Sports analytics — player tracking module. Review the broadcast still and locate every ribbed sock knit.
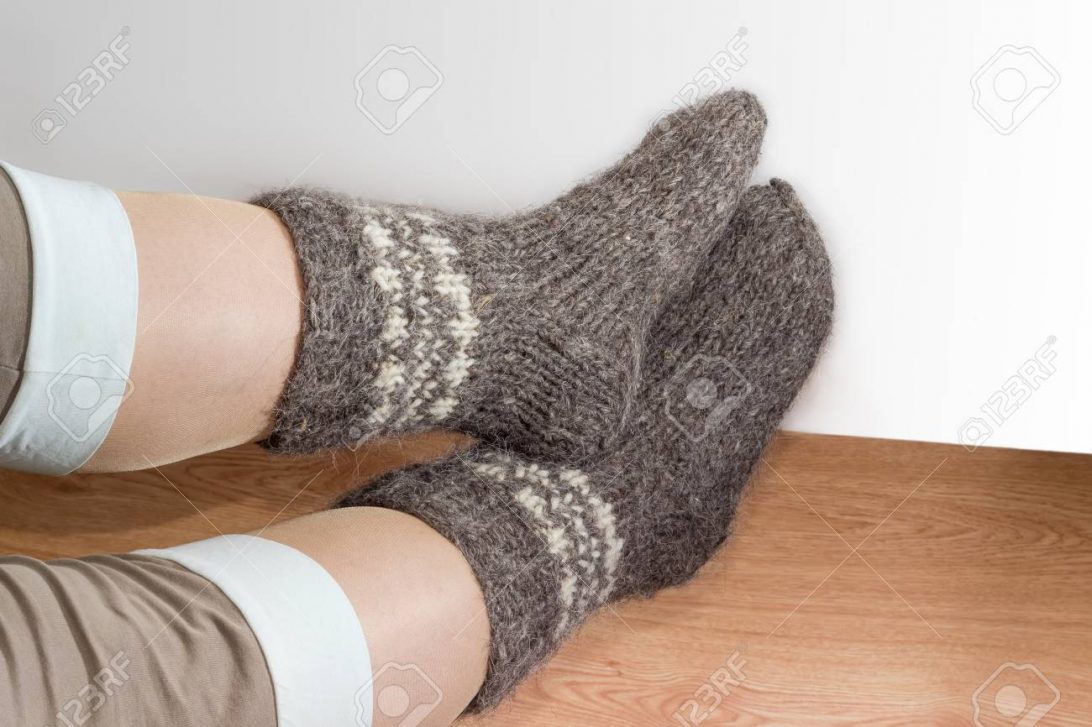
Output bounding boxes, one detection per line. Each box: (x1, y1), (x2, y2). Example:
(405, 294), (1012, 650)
(335, 181), (835, 710)
(253, 90), (766, 461)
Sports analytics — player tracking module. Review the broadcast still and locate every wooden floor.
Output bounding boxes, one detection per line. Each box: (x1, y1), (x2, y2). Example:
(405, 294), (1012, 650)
(1, 432), (1090, 726)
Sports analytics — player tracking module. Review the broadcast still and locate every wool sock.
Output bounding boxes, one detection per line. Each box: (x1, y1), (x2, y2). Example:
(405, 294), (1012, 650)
(253, 90), (766, 461)
(335, 180), (835, 710)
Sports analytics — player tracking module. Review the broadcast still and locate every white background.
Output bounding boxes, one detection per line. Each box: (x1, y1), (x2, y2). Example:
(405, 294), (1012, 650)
(1, 1), (1088, 454)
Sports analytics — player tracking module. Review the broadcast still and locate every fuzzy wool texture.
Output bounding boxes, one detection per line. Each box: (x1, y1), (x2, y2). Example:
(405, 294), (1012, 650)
(252, 90), (766, 462)
(335, 181), (835, 711)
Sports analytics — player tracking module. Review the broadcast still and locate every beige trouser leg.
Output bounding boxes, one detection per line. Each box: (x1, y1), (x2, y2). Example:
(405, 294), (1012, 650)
(0, 165), (30, 423)
(0, 553), (275, 727)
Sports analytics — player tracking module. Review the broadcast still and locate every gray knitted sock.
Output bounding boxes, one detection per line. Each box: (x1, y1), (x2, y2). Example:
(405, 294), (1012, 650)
(335, 180), (834, 710)
(253, 90), (766, 460)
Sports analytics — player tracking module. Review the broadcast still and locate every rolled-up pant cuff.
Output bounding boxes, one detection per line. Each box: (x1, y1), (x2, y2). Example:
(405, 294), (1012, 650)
(0, 161), (139, 474)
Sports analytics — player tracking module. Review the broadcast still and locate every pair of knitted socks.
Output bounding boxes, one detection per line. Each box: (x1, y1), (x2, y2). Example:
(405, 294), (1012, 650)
(253, 90), (834, 710)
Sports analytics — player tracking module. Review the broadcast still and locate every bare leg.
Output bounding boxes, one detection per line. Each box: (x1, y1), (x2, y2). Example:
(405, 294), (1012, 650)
(84, 192), (304, 471)
(260, 507), (490, 724)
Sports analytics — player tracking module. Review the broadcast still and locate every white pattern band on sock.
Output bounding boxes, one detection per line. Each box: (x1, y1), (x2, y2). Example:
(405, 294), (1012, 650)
(471, 453), (622, 638)
(136, 534), (375, 727)
(361, 209), (479, 432)
(0, 161), (138, 474)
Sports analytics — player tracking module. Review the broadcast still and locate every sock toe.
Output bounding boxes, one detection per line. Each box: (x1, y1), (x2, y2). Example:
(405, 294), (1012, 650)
(540, 89), (767, 248)
(730, 180), (834, 330)
(654, 88), (767, 138)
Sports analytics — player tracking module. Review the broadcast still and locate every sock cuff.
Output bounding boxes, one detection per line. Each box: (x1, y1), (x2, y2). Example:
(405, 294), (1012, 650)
(335, 449), (625, 711)
(252, 188), (481, 453)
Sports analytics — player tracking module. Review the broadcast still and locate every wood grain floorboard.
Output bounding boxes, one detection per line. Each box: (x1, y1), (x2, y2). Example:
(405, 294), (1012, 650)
(1, 432), (1089, 725)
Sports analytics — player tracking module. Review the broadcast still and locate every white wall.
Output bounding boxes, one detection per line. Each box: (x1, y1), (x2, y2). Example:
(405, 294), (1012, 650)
(1, 1), (1088, 453)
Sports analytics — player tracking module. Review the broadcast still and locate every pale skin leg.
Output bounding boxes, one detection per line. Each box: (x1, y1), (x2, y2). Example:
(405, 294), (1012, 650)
(260, 507), (491, 725)
(84, 191), (304, 472)
(81, 192), (491, 722)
